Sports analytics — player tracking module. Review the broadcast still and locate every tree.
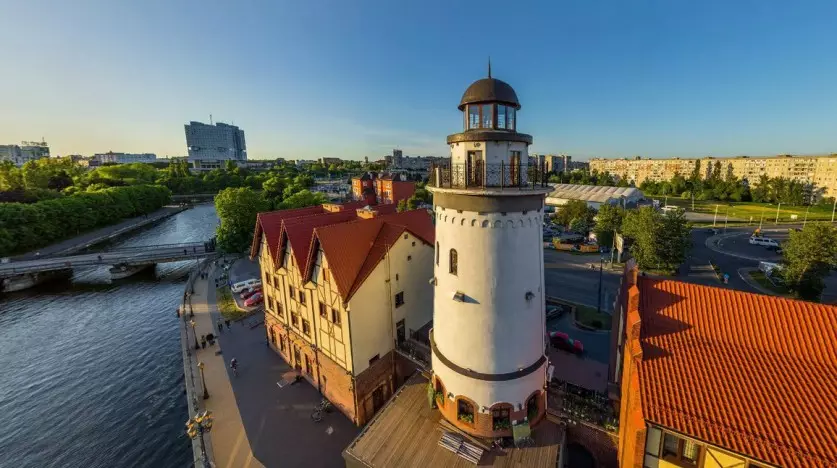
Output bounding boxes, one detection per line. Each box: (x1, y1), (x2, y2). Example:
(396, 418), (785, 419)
(214, 187), (271, 253)
(555, 200), (594, 228)
(689, 159), (702, 190)
(47, 170), (74, 191)
(751, 175), (771, 203)
(622, 206), (690, 272)
(0, 161), (24, 191)
(397, 199), (408, 212)
(782, 224), (837, 300)
(569, 217), (590, 235)
(262, 176), (287, 199)
(593, 204), (625, 249)
(277, 189), (327, 210)
(406, 195), (421, 210)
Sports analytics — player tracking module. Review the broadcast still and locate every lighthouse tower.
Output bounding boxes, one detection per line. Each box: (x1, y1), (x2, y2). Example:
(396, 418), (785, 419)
(428, 68), (550, 438)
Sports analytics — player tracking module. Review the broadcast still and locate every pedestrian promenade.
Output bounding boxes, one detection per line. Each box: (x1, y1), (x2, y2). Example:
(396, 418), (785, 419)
(189, 265), (264, 468)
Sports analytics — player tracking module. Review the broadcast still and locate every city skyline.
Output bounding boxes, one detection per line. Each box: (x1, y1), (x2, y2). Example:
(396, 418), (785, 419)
(2, 1), (836, 160)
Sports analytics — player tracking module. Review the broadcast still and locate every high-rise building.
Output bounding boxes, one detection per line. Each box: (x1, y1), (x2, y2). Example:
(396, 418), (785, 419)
(184, 121), (247, 162)
(392, 149), (403, 168)
(0, 141), (50, 166)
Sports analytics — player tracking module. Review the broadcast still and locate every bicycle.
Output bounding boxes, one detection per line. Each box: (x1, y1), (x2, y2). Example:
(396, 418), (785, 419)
(311, 398), (332, 422)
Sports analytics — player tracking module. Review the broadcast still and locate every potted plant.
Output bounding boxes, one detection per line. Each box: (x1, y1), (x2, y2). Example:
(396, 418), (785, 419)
(493, 419), (511, 431)
(458, 413), (474, 424)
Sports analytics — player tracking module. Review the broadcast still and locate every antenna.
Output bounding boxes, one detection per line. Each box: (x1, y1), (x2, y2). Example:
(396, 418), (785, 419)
(488, 57), (492, 78)
(210, 114), (213, 125)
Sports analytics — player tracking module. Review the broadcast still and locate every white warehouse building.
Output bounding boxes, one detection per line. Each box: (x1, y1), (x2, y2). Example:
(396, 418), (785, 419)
(545, 184), (643, 209)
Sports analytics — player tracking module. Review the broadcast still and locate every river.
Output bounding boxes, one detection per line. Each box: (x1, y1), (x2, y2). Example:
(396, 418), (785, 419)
(0, 204), (218, 468)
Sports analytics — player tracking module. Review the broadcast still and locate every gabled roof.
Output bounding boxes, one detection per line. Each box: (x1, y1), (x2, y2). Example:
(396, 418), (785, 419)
(313, 209), (434, 302)
(636, 278), (837, 468)
(249, 205), (325, 260)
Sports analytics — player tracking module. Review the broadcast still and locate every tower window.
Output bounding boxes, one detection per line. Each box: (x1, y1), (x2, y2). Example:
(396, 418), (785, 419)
(481, 104), (493, 128)
(457, 400), (474, 424)
(449, 249), (458, 275)
(497, 105), (507, 129)
(507, 107), (516, 130)
(468, 105), (480, 129)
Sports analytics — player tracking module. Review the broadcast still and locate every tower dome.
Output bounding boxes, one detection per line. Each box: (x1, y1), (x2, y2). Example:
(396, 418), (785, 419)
(458, 77), (520, 111)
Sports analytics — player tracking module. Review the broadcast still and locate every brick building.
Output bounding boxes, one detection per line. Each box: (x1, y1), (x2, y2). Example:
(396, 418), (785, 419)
(610, 262), (837, 468)
(250, 202), (434, 426)
(350, 172), (416, 205)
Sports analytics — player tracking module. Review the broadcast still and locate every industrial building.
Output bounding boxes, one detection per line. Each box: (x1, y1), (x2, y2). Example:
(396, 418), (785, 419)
(545, 184), (643, 209)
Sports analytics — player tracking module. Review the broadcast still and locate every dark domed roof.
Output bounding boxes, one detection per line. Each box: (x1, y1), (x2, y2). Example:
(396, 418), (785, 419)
(458, 77), (520, 110)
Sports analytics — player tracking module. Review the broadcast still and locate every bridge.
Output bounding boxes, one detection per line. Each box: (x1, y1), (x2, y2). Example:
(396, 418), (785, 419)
(0, 240), (217, 293)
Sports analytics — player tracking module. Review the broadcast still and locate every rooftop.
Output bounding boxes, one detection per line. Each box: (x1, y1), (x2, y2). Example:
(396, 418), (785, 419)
(635, 277), (837, 468)
(344, 373), (564, 468)
(546, 184), (643, 204)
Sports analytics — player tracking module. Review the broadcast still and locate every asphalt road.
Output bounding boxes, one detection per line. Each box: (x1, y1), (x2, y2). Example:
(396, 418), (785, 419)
(543, 249), (621, 309)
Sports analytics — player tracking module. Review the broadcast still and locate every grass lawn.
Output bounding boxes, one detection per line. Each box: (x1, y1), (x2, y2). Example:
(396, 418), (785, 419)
(748, 270), (791, 295)
(660, 198), (834, 224)
(216, 287), (248, 321)
(573, 303), (612, 330)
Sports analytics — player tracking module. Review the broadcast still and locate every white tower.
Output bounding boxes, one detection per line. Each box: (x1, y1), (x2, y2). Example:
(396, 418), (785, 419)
(428, 68), (550, 438)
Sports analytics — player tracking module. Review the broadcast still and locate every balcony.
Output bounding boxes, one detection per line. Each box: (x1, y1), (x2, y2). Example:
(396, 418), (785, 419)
(429, 162), (549, 190)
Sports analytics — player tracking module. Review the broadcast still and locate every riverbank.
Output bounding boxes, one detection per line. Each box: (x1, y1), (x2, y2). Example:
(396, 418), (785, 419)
(13, 205), (189, 261)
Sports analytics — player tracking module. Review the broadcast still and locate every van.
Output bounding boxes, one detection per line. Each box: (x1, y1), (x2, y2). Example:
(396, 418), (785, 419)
(749, 236), (780, 248)
(231, 278), (261, 293)
(661, 205), (679, 214)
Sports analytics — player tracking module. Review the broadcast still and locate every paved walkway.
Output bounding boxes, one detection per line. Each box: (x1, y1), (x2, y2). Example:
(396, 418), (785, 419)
(14, 205), (186, 260)
(190, 265), (264, 468)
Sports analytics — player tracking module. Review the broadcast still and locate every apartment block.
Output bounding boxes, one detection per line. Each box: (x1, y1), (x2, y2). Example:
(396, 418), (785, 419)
(351, 172), (415, 205)
(590, 154), (837, 196)
(610, 262), (837, 468)
(250, 202), (434, 426)
(1, 141), (50, 166)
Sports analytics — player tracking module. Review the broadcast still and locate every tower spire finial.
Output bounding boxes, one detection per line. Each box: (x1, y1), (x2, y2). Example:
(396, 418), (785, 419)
(488, 57), (492, 78)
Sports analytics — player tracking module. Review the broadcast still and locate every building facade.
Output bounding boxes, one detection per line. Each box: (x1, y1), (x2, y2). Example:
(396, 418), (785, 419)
(1, 141), (50, 166)
(351, 172), (415, 205)
(251, 203), (434, 426)
(611, 262), (837, 468)
(92, 152), (157, 164)
(184, 121), (247, 162)
(590, 154), (837, 196)
(427, 72), (550, 439)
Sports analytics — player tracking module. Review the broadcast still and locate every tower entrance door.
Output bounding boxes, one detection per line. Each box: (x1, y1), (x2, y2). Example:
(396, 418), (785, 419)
(466, 151), (483, 187)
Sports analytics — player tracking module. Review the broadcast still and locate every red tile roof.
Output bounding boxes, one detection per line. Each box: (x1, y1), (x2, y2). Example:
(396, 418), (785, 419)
(250, 205), (325, 260)
(636, 278), (837, 468)
(313, 209), (434, 302)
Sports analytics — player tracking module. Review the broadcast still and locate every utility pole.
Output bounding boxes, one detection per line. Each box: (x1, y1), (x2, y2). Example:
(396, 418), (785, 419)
(691, 192), (695, 211)
(832, 197), (836, 223)
(803, 205), (810, 227)
(713, 205), (719, 227)
(724, 207), (730, 233)
(597, 256), (604, 314)
(775, 202), (781, 224)
(759, 208), (765, 230)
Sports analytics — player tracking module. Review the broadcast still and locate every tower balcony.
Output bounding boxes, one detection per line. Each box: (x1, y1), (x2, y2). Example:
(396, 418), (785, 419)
(429, 161), (550, 191)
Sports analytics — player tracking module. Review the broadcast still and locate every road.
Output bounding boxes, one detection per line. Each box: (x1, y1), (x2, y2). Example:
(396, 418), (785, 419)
(543, 249), (621, 309)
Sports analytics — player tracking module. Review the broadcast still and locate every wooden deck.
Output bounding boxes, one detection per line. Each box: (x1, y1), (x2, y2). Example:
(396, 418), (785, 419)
(343, 373), (564, 468)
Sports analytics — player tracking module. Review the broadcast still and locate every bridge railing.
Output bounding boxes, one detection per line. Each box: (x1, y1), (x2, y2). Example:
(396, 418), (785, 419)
(0, 250), (216, 276)
(103, 241), (211, 254)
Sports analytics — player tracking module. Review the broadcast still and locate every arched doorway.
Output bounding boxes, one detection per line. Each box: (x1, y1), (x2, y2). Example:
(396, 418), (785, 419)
(565, 442), (595, 468)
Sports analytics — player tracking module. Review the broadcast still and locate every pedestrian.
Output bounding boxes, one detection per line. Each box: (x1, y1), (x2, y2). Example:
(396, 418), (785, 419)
(184, 249), (188, 255)
(200, 335), (207, 349)
(193, 246), (196, 253)
(225, 319), (231, 329)
(217, 319), (223, 333)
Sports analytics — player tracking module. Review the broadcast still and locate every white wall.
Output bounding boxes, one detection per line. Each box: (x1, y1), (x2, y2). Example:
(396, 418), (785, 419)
(348, 232), (433, 375)
(433, 208), (545, 374)
(433, 357), (546, 411)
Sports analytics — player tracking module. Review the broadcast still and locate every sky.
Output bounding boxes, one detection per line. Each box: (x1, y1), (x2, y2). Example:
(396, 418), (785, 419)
(1, 0), (836, 161)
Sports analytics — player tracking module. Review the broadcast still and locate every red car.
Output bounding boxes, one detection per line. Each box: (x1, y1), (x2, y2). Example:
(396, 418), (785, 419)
(549, 331), (584, 354)
(240, 287), (262, 300)
(244, 292), (263, 307)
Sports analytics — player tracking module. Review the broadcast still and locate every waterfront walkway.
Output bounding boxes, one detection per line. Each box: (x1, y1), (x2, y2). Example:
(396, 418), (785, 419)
(188, 259), (359, 467)
(14, 205), (186, 260)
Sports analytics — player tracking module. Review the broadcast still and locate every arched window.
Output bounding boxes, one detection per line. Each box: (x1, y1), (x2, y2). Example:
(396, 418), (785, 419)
(436, 242), (439, 266)
(449, 249), (458, 276)
(457, 399), (474, 424)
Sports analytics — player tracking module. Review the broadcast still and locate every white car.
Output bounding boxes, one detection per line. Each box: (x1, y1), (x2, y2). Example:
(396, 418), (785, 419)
(749, 236), (780, 248)
(231, 278), (261, 293)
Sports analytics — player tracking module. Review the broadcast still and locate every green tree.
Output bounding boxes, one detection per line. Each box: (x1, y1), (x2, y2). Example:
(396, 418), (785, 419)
(622, 206), (690, 272)
(397, 199), (408, 212)
(406, 195), (421, 210)
(214, 187), (271, 253)
(593, 204), (625, 249)
(555, 200), (594, 228)
(262, 176), (287, 199)
(656, 209), (691, 271)
(278, 189), (327, 210)
(569, 217), (590, 235)
(782, 224), (837, 300)
(0, 161), (24, 191)
(751, 174), (771, 203)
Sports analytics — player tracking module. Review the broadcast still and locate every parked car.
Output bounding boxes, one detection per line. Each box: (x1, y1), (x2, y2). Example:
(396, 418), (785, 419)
(232, 278), (261, 293)
(549, 331), (584, 354)
(749, 236), (780, 248)
(241, 287), (262, 300)
(244, 292), (264, 307)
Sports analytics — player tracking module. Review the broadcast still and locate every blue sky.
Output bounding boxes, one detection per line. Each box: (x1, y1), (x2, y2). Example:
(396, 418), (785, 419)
(1, 0), (835, 160)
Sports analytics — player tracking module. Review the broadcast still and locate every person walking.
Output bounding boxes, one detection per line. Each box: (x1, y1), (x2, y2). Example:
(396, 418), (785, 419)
(225, 319), (231, 330)
(200, 335), (207, 349)
(217, 319), (223, 333)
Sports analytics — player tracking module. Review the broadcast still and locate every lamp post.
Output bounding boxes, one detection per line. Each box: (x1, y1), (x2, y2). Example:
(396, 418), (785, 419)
(775, 202), (781, 224)
(803, 205), (810, 228)
(713, 205), (719, 227)
(198, 361), (209, 400)
(186, 410), (214, 468)
(723, 206), (730, 234)
(832, 197), (837, 224)
(759, 207), (765, 231)
(190, 319), (199, 350)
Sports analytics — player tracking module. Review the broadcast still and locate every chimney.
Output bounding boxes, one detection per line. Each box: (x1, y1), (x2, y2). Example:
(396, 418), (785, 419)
(356, 207), (379, 219)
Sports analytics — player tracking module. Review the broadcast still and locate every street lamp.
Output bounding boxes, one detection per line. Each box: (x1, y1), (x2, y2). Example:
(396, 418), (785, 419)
(803, 205), (810, 228)
(190, 319), (200, 350)
(198, 361), (209, 400)
(597, 255), (605, 315)
(832, 197), (837, 224)
(713, 205), (719, 227)
(775, 202), (781, 224)
(186, 410), (214, 468)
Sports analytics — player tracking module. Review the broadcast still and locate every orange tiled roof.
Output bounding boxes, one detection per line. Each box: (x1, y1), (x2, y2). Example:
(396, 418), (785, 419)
(250, 205), (325, 260)
(313, 209), (434, 302)
(637, 278), (837, 468)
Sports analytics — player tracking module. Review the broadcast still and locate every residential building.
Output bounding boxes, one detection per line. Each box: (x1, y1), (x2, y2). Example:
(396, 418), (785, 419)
(184, 121), (246, 162)
(545, 184), (644, 209)
(251, 203), (435, 426)
(590, 154), (837, 196)
(320, 157), (342, 166)
(611, 261), (837, 468)
(533, 153), (573, 173)
(345, 70), (564, 468)
(1, 141), (50, 166)
(392, 149), (403, 168)
(350, 172), (415, 205)
(92, 152), (157, 164)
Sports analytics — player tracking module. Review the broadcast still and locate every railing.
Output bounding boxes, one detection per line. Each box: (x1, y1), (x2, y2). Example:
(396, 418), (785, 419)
(547, 379), (618, 432)
(0, 248), (216, 276)
(396, 338), (431, 369)
(429, 161), (549, 190)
